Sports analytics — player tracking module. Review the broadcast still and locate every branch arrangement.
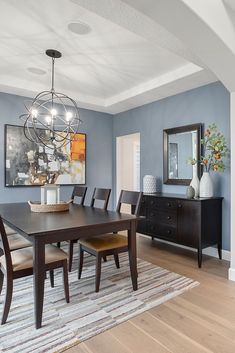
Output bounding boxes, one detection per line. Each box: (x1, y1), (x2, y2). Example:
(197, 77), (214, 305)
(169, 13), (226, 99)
(189, 124), (229, 172)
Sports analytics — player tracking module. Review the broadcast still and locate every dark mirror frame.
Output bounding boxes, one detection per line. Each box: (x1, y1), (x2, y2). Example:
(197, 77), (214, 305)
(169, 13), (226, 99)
(163, 123), (203, 185)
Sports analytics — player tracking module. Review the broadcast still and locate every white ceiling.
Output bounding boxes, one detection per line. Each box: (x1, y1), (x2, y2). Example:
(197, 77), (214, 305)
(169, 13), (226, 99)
(0, 0), (221, 114)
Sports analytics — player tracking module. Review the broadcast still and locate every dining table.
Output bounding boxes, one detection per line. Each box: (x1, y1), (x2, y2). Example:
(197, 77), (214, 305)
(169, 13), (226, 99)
(0, 202), (139, 329)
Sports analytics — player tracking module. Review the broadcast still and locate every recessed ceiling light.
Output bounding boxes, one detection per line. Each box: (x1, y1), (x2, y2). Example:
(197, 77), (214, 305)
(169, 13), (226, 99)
(27, 67), (47, 75)
(68, 21), (91, 35)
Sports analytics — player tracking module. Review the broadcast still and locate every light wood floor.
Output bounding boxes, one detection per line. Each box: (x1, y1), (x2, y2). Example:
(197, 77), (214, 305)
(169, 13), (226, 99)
(65, 235), (235, 353)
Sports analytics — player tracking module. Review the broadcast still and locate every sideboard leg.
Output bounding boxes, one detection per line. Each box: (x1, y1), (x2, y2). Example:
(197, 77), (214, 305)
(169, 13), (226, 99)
(198, 248), (202, 268)
(218, 242), (222, 260)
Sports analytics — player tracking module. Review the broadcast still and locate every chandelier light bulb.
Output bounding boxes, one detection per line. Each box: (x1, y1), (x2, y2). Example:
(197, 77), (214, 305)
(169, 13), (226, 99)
(51, 108), (57, 116)
(45, 115), (52, 125)
(31, 109), (38, 118)
(66, 111), (73, 122)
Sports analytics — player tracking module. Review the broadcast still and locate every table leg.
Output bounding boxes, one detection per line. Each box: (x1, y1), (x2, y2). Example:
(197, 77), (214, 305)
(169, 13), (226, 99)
(128, 220), (138, 291)
(33, 239), (45, 329)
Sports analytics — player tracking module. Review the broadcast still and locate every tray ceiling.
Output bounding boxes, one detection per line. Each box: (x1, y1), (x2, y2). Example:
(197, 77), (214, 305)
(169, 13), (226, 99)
(0, 0), (217, 113)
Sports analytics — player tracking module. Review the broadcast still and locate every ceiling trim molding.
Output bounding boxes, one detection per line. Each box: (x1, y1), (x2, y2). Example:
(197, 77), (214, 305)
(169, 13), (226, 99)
(72, 0), (204, 67)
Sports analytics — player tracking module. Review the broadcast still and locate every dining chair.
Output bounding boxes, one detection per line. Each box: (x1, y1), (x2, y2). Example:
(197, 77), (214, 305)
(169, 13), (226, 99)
(78, 190), (142, 292)
(2, 224), (31, 252)
(90, 187), (111, 210)
(64, 186), (87, 271)
(71, 185), (88, 205)
(68, 187), (111, 272)
(0, 216), (69, 325)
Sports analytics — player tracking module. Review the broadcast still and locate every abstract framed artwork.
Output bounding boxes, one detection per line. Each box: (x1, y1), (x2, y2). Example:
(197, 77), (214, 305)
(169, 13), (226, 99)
(5, 124), (86, 186)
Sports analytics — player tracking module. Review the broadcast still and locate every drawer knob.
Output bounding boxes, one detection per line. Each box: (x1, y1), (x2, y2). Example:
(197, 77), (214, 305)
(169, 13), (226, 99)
(167, 216), (171, 220)
(178, 204), (182, 208)
(167, 230), (171, 234)
(167, 203), (171, 207)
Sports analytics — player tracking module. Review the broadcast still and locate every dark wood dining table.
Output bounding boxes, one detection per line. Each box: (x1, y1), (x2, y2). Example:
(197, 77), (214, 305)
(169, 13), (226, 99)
(0, 202), (139, 329)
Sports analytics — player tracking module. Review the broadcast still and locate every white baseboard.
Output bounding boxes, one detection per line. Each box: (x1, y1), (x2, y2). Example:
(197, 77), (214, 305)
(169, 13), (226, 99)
(229, 268), (235, 281)
(203, 247), (230, 262)
(138, 233), (231, 262)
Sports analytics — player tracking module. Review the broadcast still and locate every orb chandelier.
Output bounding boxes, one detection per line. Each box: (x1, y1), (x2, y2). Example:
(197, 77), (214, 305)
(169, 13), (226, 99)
(20, 49), (82, 151)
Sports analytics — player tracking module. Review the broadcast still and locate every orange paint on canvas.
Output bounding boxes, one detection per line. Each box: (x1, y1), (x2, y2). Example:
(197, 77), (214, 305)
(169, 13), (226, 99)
(70, 133), (85, 161)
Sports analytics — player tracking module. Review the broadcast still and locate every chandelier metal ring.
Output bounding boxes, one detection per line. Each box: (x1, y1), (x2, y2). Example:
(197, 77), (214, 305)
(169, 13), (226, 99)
(19, 49), (82, 151)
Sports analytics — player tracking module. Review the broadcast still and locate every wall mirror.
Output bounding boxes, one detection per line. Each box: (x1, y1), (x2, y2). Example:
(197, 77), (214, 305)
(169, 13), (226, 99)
(163, 123), (202, 185)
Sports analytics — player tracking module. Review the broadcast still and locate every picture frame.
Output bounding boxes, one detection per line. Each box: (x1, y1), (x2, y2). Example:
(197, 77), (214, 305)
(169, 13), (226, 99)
(4, 124), (86, 187)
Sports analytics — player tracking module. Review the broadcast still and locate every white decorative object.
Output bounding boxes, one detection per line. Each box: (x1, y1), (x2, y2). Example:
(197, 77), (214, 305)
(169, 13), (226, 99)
(47, 190), (57, 204)
(41, 185), (60, 205)
(190, 165), (200, 198)
(199, 172), (213, 198)
(143, 175), (157, 193)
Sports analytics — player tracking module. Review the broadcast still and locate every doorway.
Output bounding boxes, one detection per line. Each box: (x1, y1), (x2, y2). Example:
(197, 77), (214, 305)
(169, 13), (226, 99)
(116, 133), (140, 212)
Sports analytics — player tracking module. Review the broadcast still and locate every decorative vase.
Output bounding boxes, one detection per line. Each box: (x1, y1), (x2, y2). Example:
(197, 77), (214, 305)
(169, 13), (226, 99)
(190, 166), (200, 198)
(199, 172), (213, 198)
(186, 186), (195, 199)
(143, 175), (157, 194)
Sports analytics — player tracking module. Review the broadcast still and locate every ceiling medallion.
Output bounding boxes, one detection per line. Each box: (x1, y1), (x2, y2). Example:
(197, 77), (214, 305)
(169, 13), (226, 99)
(68, 21), (91, 35)
(20, 49), (82, 153)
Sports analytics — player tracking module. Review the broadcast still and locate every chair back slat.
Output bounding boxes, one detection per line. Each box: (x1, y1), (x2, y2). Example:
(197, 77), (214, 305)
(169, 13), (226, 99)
(0, 216), (13, 272)
(90, 188), (111, 210)
(116, 190), (143, 216)
(71, 186), (87, 205)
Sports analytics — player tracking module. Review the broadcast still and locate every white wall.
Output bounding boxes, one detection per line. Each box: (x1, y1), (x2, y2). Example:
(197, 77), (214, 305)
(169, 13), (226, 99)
(116, 133), (140, 211)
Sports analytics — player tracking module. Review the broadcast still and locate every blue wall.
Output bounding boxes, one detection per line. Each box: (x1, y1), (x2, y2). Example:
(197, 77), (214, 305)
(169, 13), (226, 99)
(0, 83), (231, 250)
(113, 82), (230, 251)
(0, 92), (113, 207)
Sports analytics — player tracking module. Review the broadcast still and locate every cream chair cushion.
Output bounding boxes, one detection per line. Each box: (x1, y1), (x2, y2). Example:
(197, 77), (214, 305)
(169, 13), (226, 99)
(0, 245), (68, 272)
(3, 224), (17, 236)
(8, 233), (31, 251)
(79, 234), (128, 252)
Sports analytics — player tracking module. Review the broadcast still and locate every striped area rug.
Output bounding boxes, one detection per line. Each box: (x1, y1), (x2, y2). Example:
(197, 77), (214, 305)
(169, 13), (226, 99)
(0, 251), (199, 353)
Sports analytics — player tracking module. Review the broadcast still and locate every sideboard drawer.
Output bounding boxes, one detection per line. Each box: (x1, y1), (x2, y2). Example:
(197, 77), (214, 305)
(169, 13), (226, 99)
(147, 221), (177, 241)
(148, 209), (177, 226)
(147, 197), (177, 211)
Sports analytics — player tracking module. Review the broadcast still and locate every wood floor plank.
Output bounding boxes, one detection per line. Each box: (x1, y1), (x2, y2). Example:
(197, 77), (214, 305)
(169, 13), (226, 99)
(64, 235), (235, 353)
(171, 296), (235, 339)
(130, 312), (212, 353)
(64, 342), (90, 353)
(164, 299), (235, 341)
(150, 304), (235, 353)
(110, 321), (172, 353)
(83, 331), (132, 353)
(180, 289), (235, 323)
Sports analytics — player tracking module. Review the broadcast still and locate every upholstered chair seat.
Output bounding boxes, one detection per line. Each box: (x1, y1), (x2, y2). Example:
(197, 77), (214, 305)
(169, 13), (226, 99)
(3, 224), (16, 236)
(7, 233), (31, 251)
(79, 234), (128, 252)
(0, 245), (68, 272)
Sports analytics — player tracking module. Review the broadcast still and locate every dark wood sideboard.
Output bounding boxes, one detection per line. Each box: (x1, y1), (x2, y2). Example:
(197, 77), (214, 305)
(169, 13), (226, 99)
(137, 193), (223, 267)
